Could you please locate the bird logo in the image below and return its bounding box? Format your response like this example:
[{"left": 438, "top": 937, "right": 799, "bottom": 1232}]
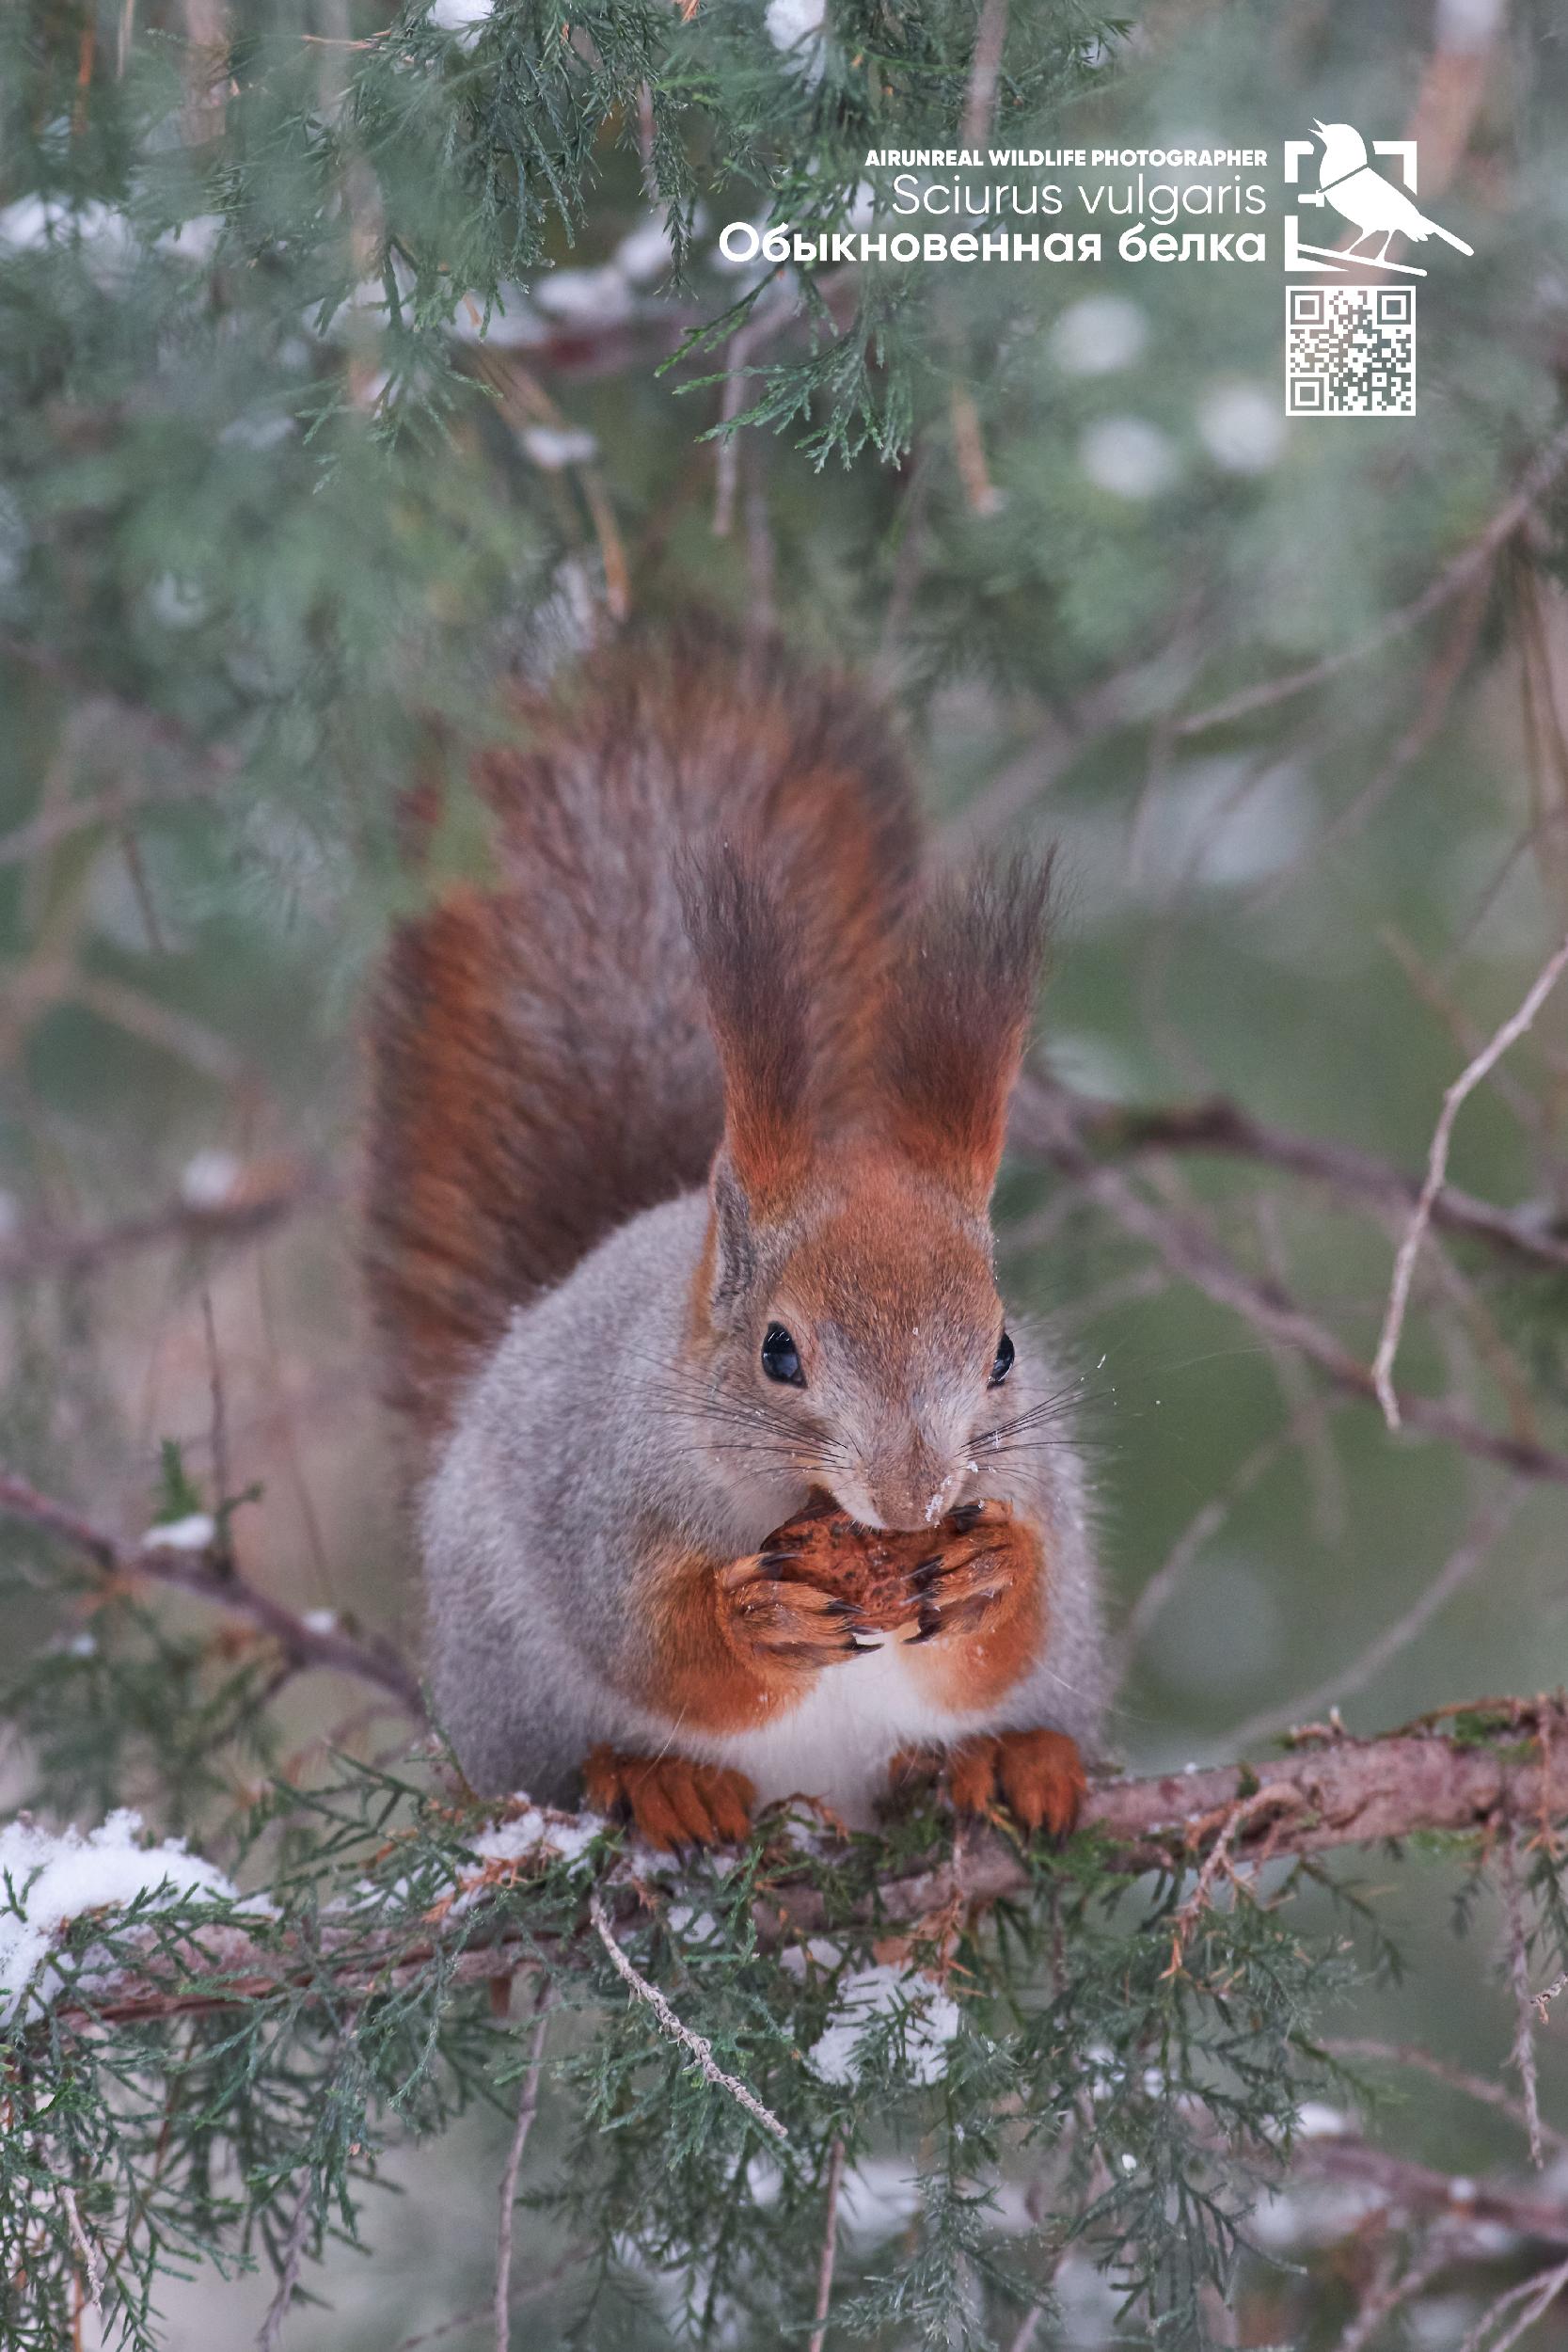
[{"left": 1298, "top": 121, "right": 1473, "bottom": 270}]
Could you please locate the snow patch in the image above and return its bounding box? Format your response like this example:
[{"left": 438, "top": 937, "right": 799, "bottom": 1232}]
[
  {"left": 841, "top": 2156, "right": 921, "bottom": 2241},
  {"left": 1295, "top": 2101, "right": 1352, "bottom": 2140},
  {"left": 0, "top": 1811, "right": 242, "bottom": 2021},
  {"left": 806, "top": 1962, "right": 960, "bottom": 2086},
  {"left": 145, "top": 1514, "right": 215, "bottom": 1553},
  {"left": 470, "top": 1806, "right": 602, "bottom": 1871},
  {"left": 0, "top": 197, "right": 134, "bottom": 262},
  {"left": 666, "top": 1903, "right": 720, "bottom": 1943},
  {"left": 532, "top": 265, "right": 635, "bottom": 326},
  {"left": 427, "top": 0, "right": 493, "bottom": 39},
  {"left": 1049, "top": 294, "right": 1148, "bottom": 376},
  {"left": 521, "top": 424, "right": 598, "bottom": 471},
  {"left": 1196, "top": 380, "right": 1284, "bottom": 475},
  {"left": 613, "top": 214, "right": 677, "bottom": 286},
  {"left": 1077, "top": 416, "right": 1178, "bottom": 501},
  {"left": 764, "top": 0, "right": 828, "bottom": 82},
  {"left": 180, "top": 1148, "right": 243, "bottom": 1209}
]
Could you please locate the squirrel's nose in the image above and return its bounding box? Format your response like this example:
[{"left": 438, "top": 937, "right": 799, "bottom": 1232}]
[{"left": 858, "top": 1442, "right": 963, "bottom": 1534}]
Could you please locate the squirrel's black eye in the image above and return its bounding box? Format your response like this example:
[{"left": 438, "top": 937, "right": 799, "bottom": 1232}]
[
  {"left": 990, "top": 1330, "right": 1015, "bottom": 1387},
  {"left": 761, "top": 1323, "right": 804, "bottom": 1387}
]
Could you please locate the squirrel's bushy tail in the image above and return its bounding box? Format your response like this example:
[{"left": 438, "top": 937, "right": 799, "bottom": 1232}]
[{"left": 365, "top": 623, "right": 921, "bottom": 1436}]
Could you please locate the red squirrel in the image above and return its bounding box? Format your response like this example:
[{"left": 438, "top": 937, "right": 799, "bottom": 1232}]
[{"left": 365, "top": 625, "right": 1105, "bottom": 1847}]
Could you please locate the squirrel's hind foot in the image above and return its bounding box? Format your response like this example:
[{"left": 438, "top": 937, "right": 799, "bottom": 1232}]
[
  {"left": 583, "top": 1746, "right": 754, "bottom": 1851},
  {"left": 889, "top": 1728, "right": 1085, "bottom": 1839}
]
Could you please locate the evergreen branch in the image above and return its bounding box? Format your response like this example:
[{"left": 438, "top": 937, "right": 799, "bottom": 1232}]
[
  {"left": 770, "top": 1696, "right": 1568, "bottom": 1939},
  {"left": 0, "top": 1469, "right": 420, "bottom": 1714},
  {"left": 589, "top": 1889, "right": 789, "bottom": 2143},
  {"left": 26, "top": 1696, "right": 1568, "bottom": 2032}
]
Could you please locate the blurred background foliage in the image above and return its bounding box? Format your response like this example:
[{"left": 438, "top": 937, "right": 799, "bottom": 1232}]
[{"left": 4, "top": 0, "right": 1568, "bottom": 2343}]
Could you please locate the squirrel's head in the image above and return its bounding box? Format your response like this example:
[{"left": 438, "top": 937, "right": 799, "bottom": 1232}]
[{"left": 683, "top": 850, "right": 1050, "bottom": 1533}]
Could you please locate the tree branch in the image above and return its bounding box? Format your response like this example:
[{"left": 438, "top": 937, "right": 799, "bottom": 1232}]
[
  {"left": 1009, "top": 1081, "right": 1568, "bottom": 1488},
  {"left": 0, "top": 1467, "right": 420, "bottom": 1713},
  {"left": 1373, "top": 933, "right": 1568, "bottom": 1424},
  {"left": 33, "top": 1695, "right": 1568, "bottom": 2032},
  {"left": 0, "top": 1162, "right": 342, "bottom": 1285},
  {"left": 1169, "top": 420, "right": 1568, "bottom": 738},
  {"left": 1018, "top": 1077, "right": 1568, "bottom": 1276}
]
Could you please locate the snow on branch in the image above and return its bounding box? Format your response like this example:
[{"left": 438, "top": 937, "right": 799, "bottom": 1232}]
[{"left": 8, "top": 1695, "right": 1564, "bottom": 2033}]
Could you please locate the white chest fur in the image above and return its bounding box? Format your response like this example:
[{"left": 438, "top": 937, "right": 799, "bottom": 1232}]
[{"left": 700, "top": 1644, "right": 996, "bottom": 1827}]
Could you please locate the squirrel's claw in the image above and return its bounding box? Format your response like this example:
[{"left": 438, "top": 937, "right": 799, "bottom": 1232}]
[
  {"left": 720, "top": 1551, "right": 876, "bottom": 1670},
  {"left": 898, "top": 1534, "right": 1012, "bottom": 1642},
  {"left": 583, "top": 1747, "right": 755, "bottom": 1851},
  {"left": 885, "top": 1729, "right": 1085, "bottom": 1838},
  {"left": 945, "top": 1728, "right": 1086, "bottom": 1838}
]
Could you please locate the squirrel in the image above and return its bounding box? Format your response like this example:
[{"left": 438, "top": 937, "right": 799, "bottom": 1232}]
[{"left": 365, "top": 624, "right": 1105, "bottom": 1847}]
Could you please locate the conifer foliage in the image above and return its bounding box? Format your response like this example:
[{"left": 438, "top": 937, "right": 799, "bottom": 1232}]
[{"left": 6, "top": 1, "right": 1568, "bottom": 2348}]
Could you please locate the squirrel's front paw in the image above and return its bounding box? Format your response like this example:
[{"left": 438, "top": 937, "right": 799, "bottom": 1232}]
[
  {"left": 890, "top": 1728, "right": 1086, "bottom": 1838},
  {"left": 583, "top": 1747, "right": 754, "bottom": 1851},
  {"left": 716, "top": 1549, "right": 875, "bottom": 1673},
  {"left": 750, "top": 1493, "right": 1030, "bottom": 1644},
  {"left": 897, "top": 1498, "right": 1030, "bottom": 1645}
]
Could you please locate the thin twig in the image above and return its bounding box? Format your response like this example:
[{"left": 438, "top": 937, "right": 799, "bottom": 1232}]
[
  {"left": 1022, "top": 1076, "right": 1568, "bottom": 1275},
  {"left": 1328, "top": 2227, "right": 1460, "bottom": 2352},
  {"left": 1165, "top": 1786, "right": 1305, "bottom": 1970},
  {"left": 1292, "top": 2131, "right": 1568, "bottom": 2250},
  {"left": 494, "top": 1993, "right": 554, "bottom": 2352},
  {"left": 960, "top": 0, "right": 1008, "bottom": 144},
  {"left": 257, "top": 2180, "right": 312, "bottom": 2352},
  {"left": 200, "top": 1286, "right": 233, "bottom": 1564},
  {"left": 1011, "top": 1082, "right": 1568, "bottom": 1486},
  {"left": 1125, "top": 1401, "right": 1353, "bottom": 1652},
  {"left": 807, "top": 2136, "right": 846, "bottom": 2352},
  {"left": 712, "top": 283, "right": 800, "bottom": 536},
  {"left": 1323, "top": 2038, "right": 1568, "bottom": 2159},
  {"left": 0, "top": 1162, "right": 340, "bottom": 1286},
  {"left": 1535, "top": 1974, "right": 1568, "bottom": 2022},
  {"left": 59, "top": 2184, "right": 103, "bottom": 2315},
  {"left": 1458, "top": 2252, "right": 1568, "bottom": 2352},
  {"left": 588, "top": 1891, "right": 787, "bottom": 2142},
  {"left": 1503, "top": 1823, "right": 1546, "bottom": 2169},
  {"left": 1247, "top": 572, "right": 1490, "bottom": 914},
  {"left": 1372, "top": 935, "right": 1568, "bottom": 1427},
  {"left": 1227, "top": 1487, "right": 1524, "bottom": 1752}
]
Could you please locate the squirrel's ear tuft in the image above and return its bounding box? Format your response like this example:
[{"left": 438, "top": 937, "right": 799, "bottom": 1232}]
[
  {"left": 680, "top": 845, "right": 816, "bottom": 1218},
  {"left": 875, "top": 853, "right": 1053, "bottom": 1208}
]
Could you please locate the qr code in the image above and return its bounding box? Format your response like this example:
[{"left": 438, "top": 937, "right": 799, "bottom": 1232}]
[{"left": 1285, "top": 286, "right": 1415, "bottom": 417}]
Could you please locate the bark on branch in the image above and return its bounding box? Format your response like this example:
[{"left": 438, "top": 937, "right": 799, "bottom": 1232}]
[
  {"left": 768, "top": 1694, "right": 1565, "bottom": 1941},
  {"left": 34, "top": 1695, "right": 1568, "bottom": 2032},
  {"left": 0, "top": 1468, "right": 420, "bottom": 1713},
  {"left": 1026, "top": 1077, "right": 1568, "bottom": 1276}
]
